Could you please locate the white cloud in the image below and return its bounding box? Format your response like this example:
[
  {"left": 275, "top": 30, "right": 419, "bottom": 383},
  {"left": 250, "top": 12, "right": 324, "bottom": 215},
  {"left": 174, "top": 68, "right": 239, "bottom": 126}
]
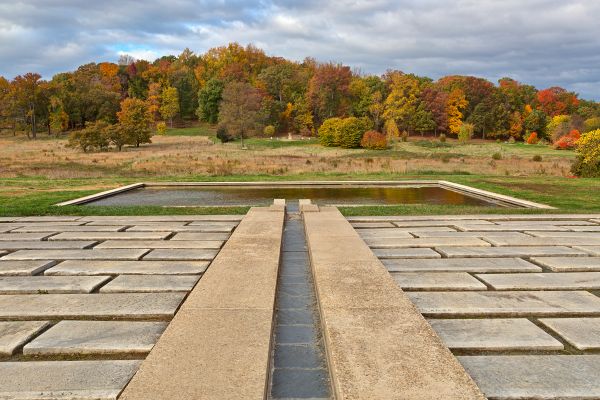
[{"left": 0, "top": 0, "right": 599, "bottom": 99}]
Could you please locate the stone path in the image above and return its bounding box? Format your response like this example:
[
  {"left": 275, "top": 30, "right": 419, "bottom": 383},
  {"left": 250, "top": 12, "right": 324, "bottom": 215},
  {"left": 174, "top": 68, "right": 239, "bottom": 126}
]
[
  {"left": 0, "top": 215, "right": 239, "bottom": 399},
  {"left": 350, "top": 214, "right": 600, "bottom": 399}
]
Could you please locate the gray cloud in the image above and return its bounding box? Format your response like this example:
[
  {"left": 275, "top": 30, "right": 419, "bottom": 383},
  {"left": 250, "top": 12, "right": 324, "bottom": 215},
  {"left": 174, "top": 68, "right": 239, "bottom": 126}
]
[{"left": 0, "top": 0, "right": 599, "bottom": 99}]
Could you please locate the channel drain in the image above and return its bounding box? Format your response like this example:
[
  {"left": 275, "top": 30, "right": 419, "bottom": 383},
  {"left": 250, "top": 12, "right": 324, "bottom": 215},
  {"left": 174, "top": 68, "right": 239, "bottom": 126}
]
[{"left": 268, "top": 209, "right": 332, "bottom": 399}]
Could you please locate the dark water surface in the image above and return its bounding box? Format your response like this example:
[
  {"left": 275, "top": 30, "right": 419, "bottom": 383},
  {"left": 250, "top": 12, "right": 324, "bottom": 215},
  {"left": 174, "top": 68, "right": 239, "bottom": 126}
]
[{"left": 85, "top": 185, "right": 499, "bottom": 207}]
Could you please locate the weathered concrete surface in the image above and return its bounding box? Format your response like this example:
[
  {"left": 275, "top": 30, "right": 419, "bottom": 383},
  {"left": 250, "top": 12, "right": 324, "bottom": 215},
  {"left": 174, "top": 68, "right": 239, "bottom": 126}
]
[
  {"left": 365, "top": 237, "right": 491, "bottom": 248},
  {"left": 383, "top": 257, "right": 542, "bottom": 273},
  {"left": 485, "top": 236, "right": 600, "bottom": 246},
  {"left": 477, "top": 272, "right": 600, "bottom": 290},
  {"left": 49, "top": 232, "right": 170, "bottom": 241},
  {"left": 142, "top": 249, "right": 217, "bottom": 261},
  {"left": 0, "top": 276, "right": 111, "bottom": 294},
  {"left": 0, "top": 233, "right": 56, "bottom": 241},
  {"left": 0, "top": 293, "right": 186, "bottom": 320},
  {"left": 408, "top": 291, "right": 600, "bottom": 317},
  {"left": 120, "top": 207, "right": 284, "bottom": 400},
  {"left": 45, "top": 260, "right": 209, "bottom": 275},
  {"left": 95, "top": 240, "right": 223, "bottom": 249},
  {"left": 530, "top": 256, "right": 600, "bottom": 272},
  {"left": 372, "top": 248, "right": 441, "bottom": 259},
  {"left": 436, "top": 246, "right": 588, "bottom": 258},
  {"left": 428, "top": 319, "right": 563, "bottom": 351},
  {"left": 540, "top": 318, "right": 600, "bottom": 350},
  {"left": 455, "top": 224, "right": 569, "bottom": 232},
  {"left": 0, "top": 260, "right": 57, "bottom": 276},
  {"left": 351, "top": 222, "right": 395, "bottom": 228},
  {"left": 356, "top": 229, "right": 414, "bottom": 238},
  {"left": 24, "top": 321, "right": 167, "bottom": 355},
  {"left": 0, "top": 360, "right": 141, "bottom": 399},
  {"left": 0, "top": 321, "right": 50, "bottom": 355},
  {"left": 411, "top": 231, "right": 532, "bottom": 238},
  {"left": 2, "top": 249, "right": 148, "bottom": 261},
  {"left": 458, "top": 355, "right": 600, "bottom": 399},
  {"left": 169, "top": 232, "right": 230, "bottom": 241},
  {"left": 304, "top": 207, "right": 484, "bottom": 400},
  {"left": 100, "top": 275, "right": 199, "bottom": 293},
  {"left": 12, "top": 225, "right": 126, "bottom": 232},
  {"left": 392, "top": 272, "right": 487, "bottom": 291},
  {"left": 0, "top": 241, "right": 97, "bottom": 250},
  {"left": 574, "top": 245, "right": 600, "bottom": 256}
]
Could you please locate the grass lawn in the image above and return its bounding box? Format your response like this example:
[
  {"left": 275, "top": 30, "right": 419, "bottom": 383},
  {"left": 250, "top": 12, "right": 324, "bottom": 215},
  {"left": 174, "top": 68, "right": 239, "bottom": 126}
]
[{"left": 0, "top": 128, "right": 596, "bottom": 217}]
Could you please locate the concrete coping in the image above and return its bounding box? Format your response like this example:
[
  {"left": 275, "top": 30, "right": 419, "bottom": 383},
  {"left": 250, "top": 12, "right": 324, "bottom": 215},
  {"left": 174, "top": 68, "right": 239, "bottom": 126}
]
[
  {"left": 119, "top": 206, "right": 285, "bottom": 399},
  {"left": 303, "top": 206, "right": 485, "bottom": 399}
]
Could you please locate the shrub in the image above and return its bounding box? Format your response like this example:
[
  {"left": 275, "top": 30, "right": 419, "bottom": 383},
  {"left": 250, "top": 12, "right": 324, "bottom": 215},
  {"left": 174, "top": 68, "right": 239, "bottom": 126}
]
[
  {"left": 532, "top": 155, "right": 543, "bottom": 162},
  {"left": 547, "top": 115, "right": 571, "bottom": 142},
  {"left": 360, "top": 130, "right": 388, "bottom": 150},
  {"left": 400, "top": 131, "right": 409, "bottom": 142},
  {"left": 337, "top": 117, "right": 372, "bottom": 149},
  {"left": 492, "top": 152, "right": 502, "bottom": 160},
  {"left": 156, "top": 122, "right": 167, "bottom": 135},
  {"left": 67, "top": 121, "right": 110, "bottom": 153},
  {"left": 571, "top": 129, "right": 600, "bottom": 177},
  {"left": 458, "top": 123, "right": 474, "bottom": 144},
  {"left": 216, "top": 125, "right": 233, "bottom": 143},
  {"left": 318, "top": 118, "right": 343, "bottom": 147},
  {"left": 554, "top": 129, "right": 580, "bottom": 150},
  {"left": 439, "top": 133, "right": 447, "bottom": 143},
  {"left": 263, "top": 125, "right": 275, "bottom": 137},
  {"left": 508, "top": 137, "right": 516, "bottom": 144},
  {"left": 584, "top": 117, "right": 600, "bottom": 133},
  {"left": 526, "top": 132, "right": 539, "bottom": 144}
]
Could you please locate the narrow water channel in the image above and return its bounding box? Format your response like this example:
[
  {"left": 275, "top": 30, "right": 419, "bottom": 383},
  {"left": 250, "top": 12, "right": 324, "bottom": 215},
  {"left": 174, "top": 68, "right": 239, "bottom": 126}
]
[{"left": 268, "top": 204, "right": 332, "bottom": 399}]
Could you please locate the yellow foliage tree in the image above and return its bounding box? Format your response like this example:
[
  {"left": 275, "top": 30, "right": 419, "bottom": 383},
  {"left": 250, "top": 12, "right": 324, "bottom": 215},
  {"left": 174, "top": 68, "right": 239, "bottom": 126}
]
[{"left": 446, "top": 89, "right": 468, "bottom": 135}]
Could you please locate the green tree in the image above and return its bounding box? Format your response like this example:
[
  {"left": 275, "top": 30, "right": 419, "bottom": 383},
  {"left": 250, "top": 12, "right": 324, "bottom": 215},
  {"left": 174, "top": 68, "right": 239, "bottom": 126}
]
[
  {"left": 67, "top": 120, "right": 110, "bottom": 152},
  {"left": 412, "top": 103, "right": 435, "bottom": 136},
  {"left": 116, "top": 98, "right": 153, "bottom": 147},
  {"left": 524, "top": 109, "right": 548, "bottom": 139},
  {"left": 196, "top": 78, "right": 224, "bottom": 123},
  {"left": 160, "top": 86, "right": 180, "bottom": 127},
  {"left": 218, "top": 81, "right": 265, "bottom": 148}
]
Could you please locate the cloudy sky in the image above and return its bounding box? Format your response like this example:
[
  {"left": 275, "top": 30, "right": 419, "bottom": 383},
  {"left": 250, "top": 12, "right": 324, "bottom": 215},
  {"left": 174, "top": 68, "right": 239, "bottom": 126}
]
[{"left": 1, "top": 0, "right": 599, "bottom": 99}]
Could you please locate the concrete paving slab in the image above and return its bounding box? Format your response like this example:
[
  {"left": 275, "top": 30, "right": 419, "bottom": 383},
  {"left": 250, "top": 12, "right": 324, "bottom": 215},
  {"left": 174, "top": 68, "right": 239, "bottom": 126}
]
[
  {"left": 169, "top": 232, "right": 230, "bottom": 241},
  {"left": 80, "top": 215, "right": 242, "bottom": 222},
  {"left": 392, "top": 272, "right": 487, "bottom": 291},
  {"left": 366, "top": 237, "right": 491, "bottom": 248},
  {"left": 347, "top": 215, "right": 600, "bottom": 221},
  {"left": 12, "top": 225, "right": 126, "bottom": 232},
  {"left": 0, "top": 218, "right": 17, "bottom": 222},
  {"left": 95, "top": 240, "right": 223, "bottom": 249},
  {"left": 0, "top": 241, "right": 97, "bottom": 250},
  {"left": 485, "top": 236, "right": 600, "bottom": 246},
  {"left": 539, "top": 318, "right": 600, "bottom": 350},
  {"left": 7, "top": 222, "right": 85, "bottom": 226},
  {"left": 526, "top": 231, "right": 600, "bottom": 238},
  {"left": 356, "top": 229, "right": 414, "bottom": 238},
  {"left": 0, "top": 260, "right": 57, "bottom": 276},
  {"left": 99, "top": 275, "right": 199, "bottom": 293},
  {"left": 0, "top": 225, "right": 21, "bottom": 233},
  {"left": 499, "top": 220, "right": 596, "bottom": 226},
  {"left": 565, "top": 225, "right": 600, "bottom": 231},
  {"left": 0, "top": 292, "right": 186, "bottom": 319},
  {"left": 530, "top": 256, "right": 600, "bottom": 272},
  {"left": 0, "top": 251, "right": 6, "bottom": 257},
  {"left": 16, "top": 216, "right": 82, "bottom": 222},
  {"left": 407, "top": 291, "right": 600, "bottom": 317},
  {"left": 2, "top": 249, "right": 149, "bottom": 261},
  {"left": 573, "top": 246, "right": 600, "bottom": 256},
  {"left": 477, "top": 272, "right": 600, "bottom": 290},
  {"left": 0, "top": 233, "right": 55, "bottom": 241},
  {"left": 383, "top": 257, "right": 542, "bottom": 273},
  {"left": 0, "top": 276, "right": 111, "bottom": 294},
  {"left": 143, "top": 249, "right": 218, "bottom": 261},
  {"left": 0, "top": 321, "right": 50, "bottom": 355},
  {"left": 23, "top": 321, "right": 167, "bottom": 355},
  {"left": 429, "top": 319, "right": 563, "bottom": 351},
  {"left": 0, "top": 360, "right": 141, "bottom": 399},
  {"left": 455, "top": 224, "right": 569, "bottom": 232},
  {"left": 304, "top": 207, "right": 484, "bottom": 399},
  {"left": 412, "top": 231, "right": 532, "bottom": 238},
  {"left": 350, "top": 222, "right": 395, "bottom": 228},
  {"left": 436, "top": 246, "right": 588, "bottom": 258},
  {"left": 49, "top": 232, "right": 170, "bottom": 241},
  {"left": 372, "top": 248, "right": 442, "bottom": 259},
  {"left": 458, "top": 355, "right": 600, "bottom": 400},
  {"left": 86, "top": 221, "right": 186, "bottom": 227},
  {"left": 394, "top": 220, "right": 494, "bottom": 227},
  {"left": 45, "top": 260, "right": 208, "bottom": 275}
]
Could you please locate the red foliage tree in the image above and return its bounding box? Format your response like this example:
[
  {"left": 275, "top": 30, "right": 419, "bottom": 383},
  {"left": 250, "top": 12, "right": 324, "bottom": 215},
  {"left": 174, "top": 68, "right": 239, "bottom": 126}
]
[{"left": 536, "top": 87, "right": 579, "bottom": 117}]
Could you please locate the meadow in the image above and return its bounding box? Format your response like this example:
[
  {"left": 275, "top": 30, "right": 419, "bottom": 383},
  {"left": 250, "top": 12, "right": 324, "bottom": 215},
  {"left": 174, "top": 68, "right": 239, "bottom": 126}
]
[{"left": 0, "top": 126, "right": 598, "bottom": 216}]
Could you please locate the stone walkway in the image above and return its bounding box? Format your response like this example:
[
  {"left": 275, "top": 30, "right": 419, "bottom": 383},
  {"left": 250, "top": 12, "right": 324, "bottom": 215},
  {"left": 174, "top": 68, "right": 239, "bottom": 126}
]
[
  {"left": 350, "top": 214, "right": 600, "bottom": 399},
  {"left": 0, "top": 215, "right": 240, "bottom": 399}
]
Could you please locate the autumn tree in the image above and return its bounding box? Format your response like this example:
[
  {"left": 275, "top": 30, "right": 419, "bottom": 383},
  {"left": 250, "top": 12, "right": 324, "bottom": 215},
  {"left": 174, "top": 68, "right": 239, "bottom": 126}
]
[
  {"left": 11, "top": 73, "right": 45, "bottom": 139},
  {"left": 307, "top": 62, "right": 352, "bottom": 126},
  {"left": 218, "top": 81, "right": 265, "bottom": 148},
  {"left": 383, "top": 73, "right": 420, "bottom": 134},
  {"left": 196, "top": 78, "right": 224, "bottom": 124},
  {"left": 116, "top": 98, "right": 153, "bottom": 147},
  {"left": 536, "top": 87, "right": 579, "bottom": 117},
  {"left": 160, "top": 86, "right": 180, "bottom": 127},
  {"left": 421, "top": 87, "right": 449, "bottom": 136},
  {"left": 446, "top": 89, "right": 468, "bottom": 136}
]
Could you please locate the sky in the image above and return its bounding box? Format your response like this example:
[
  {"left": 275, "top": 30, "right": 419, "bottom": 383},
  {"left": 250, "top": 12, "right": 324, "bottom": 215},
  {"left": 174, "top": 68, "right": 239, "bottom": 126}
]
[{"left": 1, "top": 0, "right": 599, "bottom": 100}]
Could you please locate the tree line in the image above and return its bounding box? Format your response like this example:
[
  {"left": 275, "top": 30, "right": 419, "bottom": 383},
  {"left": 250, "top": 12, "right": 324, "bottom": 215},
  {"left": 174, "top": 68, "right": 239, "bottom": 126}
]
[{"left": 1, "top": 42, "right": 600, "bottom": 147}]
